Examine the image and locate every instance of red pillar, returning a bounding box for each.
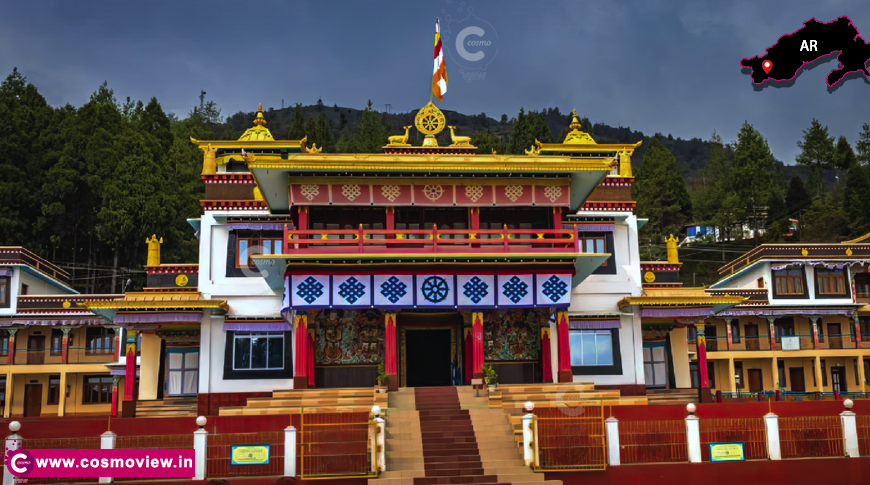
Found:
[110,376,119,417]
[470,207,480,249]
[307,328,315,388]
[384,312,398,391]
[122,330,137,417]
[725,320,733,351]
[812,317,820,349]
[696,323,713,403]
[298,206,308,249]
[294,314,308,389]
[472,312,484,388]
[61,328,70,365]
[855,316,862,348]
[464,327,472,385]
[556,311,572,383]
[113,328,121,362]
[541,327,552,383]
[552,207,563,230]
[386,207,395,236]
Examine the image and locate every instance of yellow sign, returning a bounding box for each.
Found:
[644,271,656,283]
[230,444,270,466]
[175,274,189,287]
[709,442,745,462]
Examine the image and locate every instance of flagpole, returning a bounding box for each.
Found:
[431,17,439,103]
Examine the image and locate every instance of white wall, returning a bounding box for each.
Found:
[0,267,75,316]
[715,261,855,306]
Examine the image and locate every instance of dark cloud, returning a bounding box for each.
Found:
[1,0,868,163]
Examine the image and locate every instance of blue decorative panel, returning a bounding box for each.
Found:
[457,275,495,307]
[374,275,414,307]
[290,275,330,307]
[332,275,372,307]
[536,274,572,307]
[416,274,455,307]
[497,275,534,307]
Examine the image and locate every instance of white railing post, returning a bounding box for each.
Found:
[522,402,535,467]
[841,399,860,458]
[3,422,22,485]
[376,416,386,472]
[193,416,208,480]
[99,431,117,483]
[764,412,781,460]
[605,417,620,466]
[284,426,297,477]
[685,404,701,463]
[369,405,381,475]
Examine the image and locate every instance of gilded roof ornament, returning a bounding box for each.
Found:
[562,109,597,145]
[238,104,274,142]
[415,101,446,147]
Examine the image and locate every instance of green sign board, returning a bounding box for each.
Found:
[709,442,745,462]
[230,443,271,466]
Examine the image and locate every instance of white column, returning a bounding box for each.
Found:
[549,319,558,384]
[685,404,701,463]
[376,416,386,472]
[284,426,296,477]
[193,417,208,481]
[841,400,860,457]
[3,422,22,485]
[605,417,620,466]
[522,413,534,467]
[198,314,211,395]
[764,412,781,460]
[99,431,117,484]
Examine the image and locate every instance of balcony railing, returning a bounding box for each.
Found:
[283,227,578,255]
[12,346,116,365]
[695,334,870,352]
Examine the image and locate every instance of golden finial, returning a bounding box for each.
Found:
[569,109,582,130]
[201,143,216,175]
[666,234,679,264]
[253,104,267,127]
[146,235,163,266]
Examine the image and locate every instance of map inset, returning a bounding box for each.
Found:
[741,16,870,87]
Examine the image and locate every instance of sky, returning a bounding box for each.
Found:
[1,0,869,164]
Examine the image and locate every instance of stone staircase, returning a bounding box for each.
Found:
[136,396,198,418]
[218,387,388,416]
[371,386,559,485]
[646,388,698,405]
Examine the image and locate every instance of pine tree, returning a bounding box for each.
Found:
[507,109,553,154]
[692,132,732,239]
[857,123,870,166]
[470,129,506,154]
[796,118,835,194]
[835,136,857,170]
[731,122,780,243]
[843,162,870,237]
[633,138,692,245]
[287,103,305,139]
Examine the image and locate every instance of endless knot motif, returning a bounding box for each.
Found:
[543,186,563,203]
[541,275,568,303]
[465,185,484,202]
[462,276,489,304]
[338,276,366,304]
[421,276,450,303]
[296,276,324,304]
[423,185,444,201]
[381,185,401,202]
[300,185,320,201]
[502,276,529,304]
[380,276,408,304]
[341,184,362,201]
[504,185,524,202]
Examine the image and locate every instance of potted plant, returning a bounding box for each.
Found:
[376,360,389,393]
[482,364,498,391]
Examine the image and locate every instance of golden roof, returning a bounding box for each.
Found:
[617,287,746,309]
[238,104,274,142]
[78,292,229,312]
[537,109,642,154]
[842,231,870,244]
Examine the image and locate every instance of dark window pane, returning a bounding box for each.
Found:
[251,337,268,369]
[268,337,283,368]
[234,337,251,369]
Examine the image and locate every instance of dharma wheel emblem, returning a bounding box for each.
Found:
[176,274,189,287]
[415,102,446,136]
[644,271,656,283]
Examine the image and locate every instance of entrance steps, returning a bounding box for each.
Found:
[135,396,198,418]
[371,386,560,485]
[218,387,387,416]
[646,388,698,405]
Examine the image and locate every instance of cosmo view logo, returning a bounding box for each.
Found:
[442,11,499,82]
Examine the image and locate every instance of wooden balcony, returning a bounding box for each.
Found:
[283,226,579,255]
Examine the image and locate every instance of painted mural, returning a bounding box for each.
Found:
[313,309,384,365]
[482,308,544,361]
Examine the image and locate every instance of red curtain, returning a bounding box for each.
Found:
[307,329,315,387]
[472,312,484,376]
[294,315,308,382]
[557,312,571,378]
[541,327,552,383]
[385,313,397,376]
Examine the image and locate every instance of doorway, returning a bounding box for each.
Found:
[27,335,46,365]
[643,342,668,388]
[745,325,759,350]
[405,329,452,387]
[831,366,847,392]
[165,348,199,396]
[23,384,42,417]
[789,368,806,392]
[827,323,842,349]
[748,369,763,392]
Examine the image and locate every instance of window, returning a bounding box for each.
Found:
[233,332,284,370]
[856,273,870,298]
[578,235,608,265]
[0,330,8,356]
[85,328,114,355]
[569,330,613,366]
[821,359,827,386]
[735,362,744,389]
[20,284,28,295]
[82,376,113,404]
[687,326,697,343]
[689,362,715,388]
[815,268,848,297]
[774,318,795,341]
[0,378,5,412]
[859,317,870,340]
[47,375,61,405]
[236,236,284,268]
[730,321,740,343]
[777,360,786,388]
[773,267,805,297]
[757,277,765,289]
[50,329,70,356]
[310,207,387,240]
[0,278,8,307]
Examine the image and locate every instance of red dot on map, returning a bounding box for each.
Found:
[762,60,772,74]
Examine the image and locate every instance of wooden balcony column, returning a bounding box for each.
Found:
[766,317,777,351]
[112,327,122,362]
[814,355,823,392]
[111,375,120,416]
[696,323,710,389]
[293,314,308,389]
[472,312,485,388]
[858,355,867,393]
[556,311,572,383]
[384,312,398,391]
[810,317,820,350]
[61,327,72,365]
[854,315,862,348]
[725,318,734,351]
[7,329,16,366]
[57,371,68,417]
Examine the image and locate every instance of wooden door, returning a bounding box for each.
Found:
[827,323,842,349]
[748,369,763,392]
[23,384,42,417]
[27,336,45,364]
[745,325,759,350]
[831,367,847,392]
[789,368,806,392]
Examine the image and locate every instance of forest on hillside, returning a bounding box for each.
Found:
[1,68,869,292]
